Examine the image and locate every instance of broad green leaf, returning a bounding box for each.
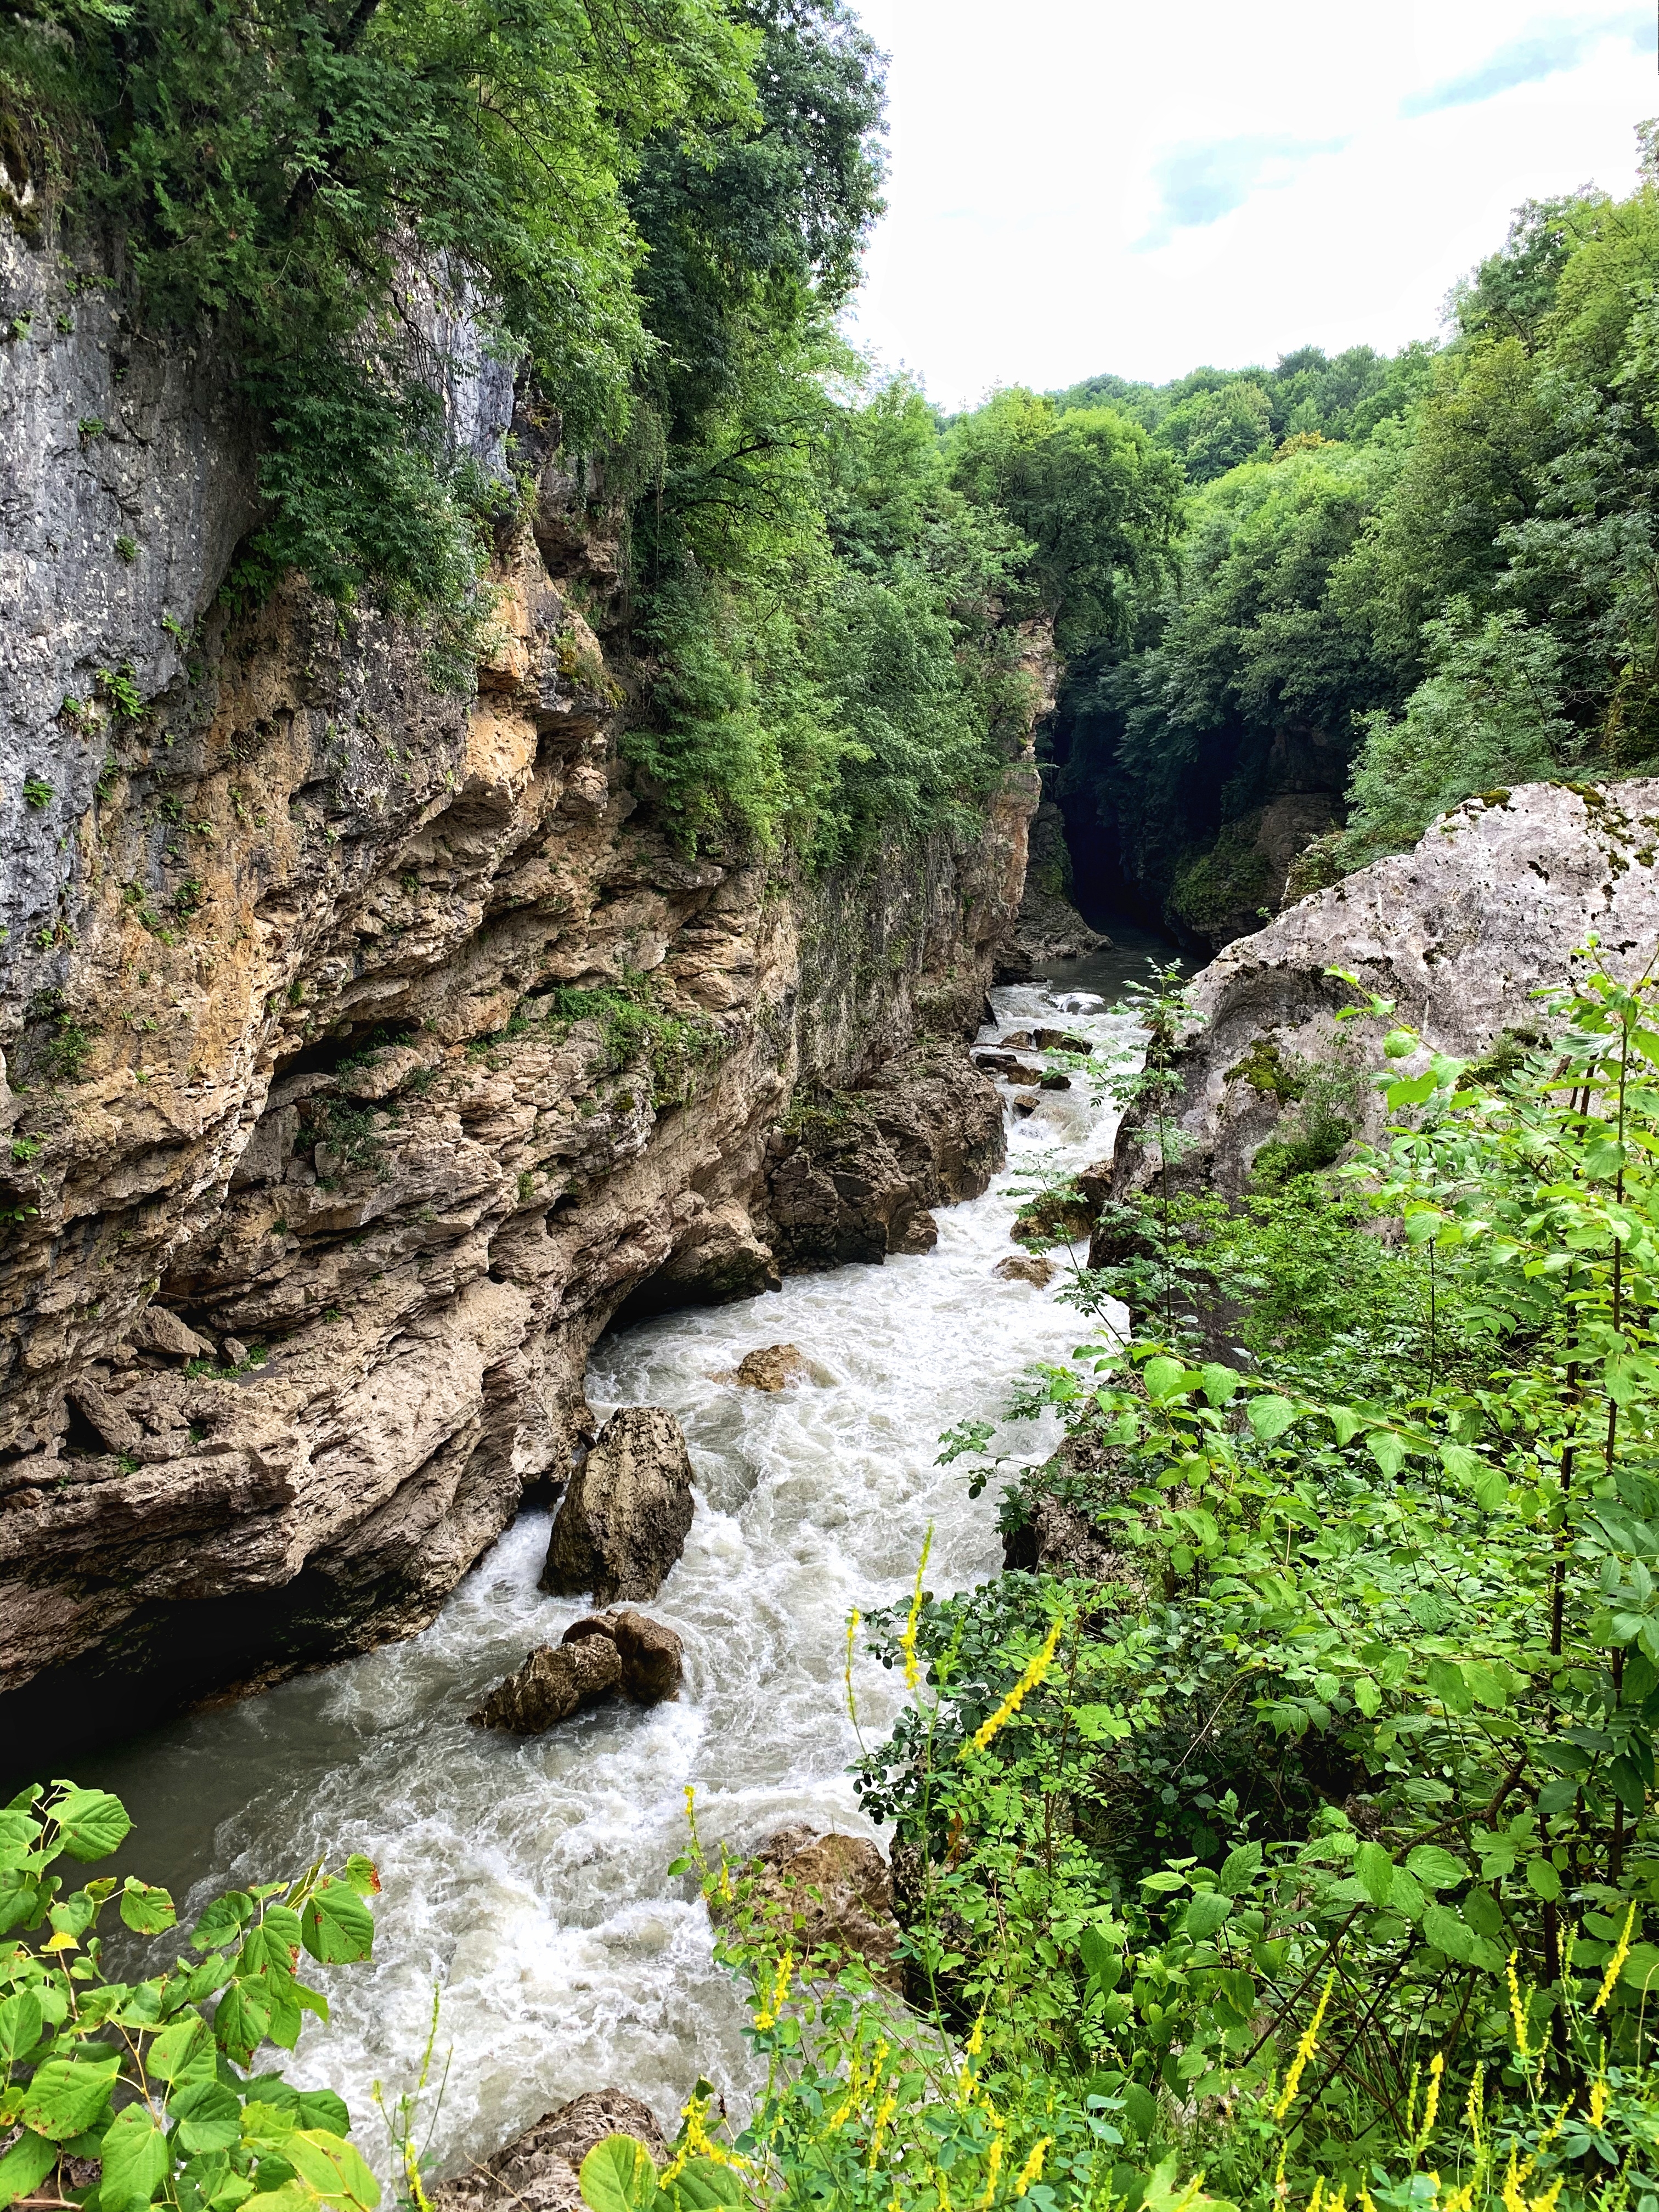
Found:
[19,2053,121,2140]
[662,2160,742,2212]
[579,2135,663,2212]
[1247,1395,1296,1441]
[1328,1407,1362,1448]
[1199,1364,1239,1406]
[1526,1858,1562,1903]
[0,2129,58,2210]
[282,2132,381,2211]
[1406,1845,1468,1889]
[299,1881,373,1966]
[193,1893,257,1953]
[1353,1677,1382,1717]
[51,1789,131,1864]
[1142,1358,1187,1404]
[1472,1464,1509,1511]
[121,1880,177,1936]
[1078,1927,1119,1985]
[1121,2084,1159,2141]
[1216,1841,1262,1896]
[1354,1842,1394,1905]
[215,1978,276,2063]
[1425,1659,1473,1716]
[100,2102,172,2212]
[1389,1866,1425,1920]
[1182,1891,1232,1938]
[170,2074,244,2155]
[247,2083,352,2140]
[1421,1904,1475,1965]
[1367,1430,1406,1479]
[149,2015,212,2082]
[1385,1071,1438,1108]
[341,1858,380,1901]
[0,1989,43,2063]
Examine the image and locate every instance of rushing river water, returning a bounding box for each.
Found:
[88,943,1169,2183]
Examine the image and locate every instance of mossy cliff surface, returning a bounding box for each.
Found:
[0,243,1040,1743]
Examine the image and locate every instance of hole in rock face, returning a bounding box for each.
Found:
[61,1398,114,1460]
[274,1017,420,1076]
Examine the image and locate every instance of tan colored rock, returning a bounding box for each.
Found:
[733,1344,807,1391]
[470,1635,623,1732]
[995,1255,1054,1288]
[563,1609,684,1703]
[540,1408,695,1607]
[131,1308,216,1362]
[431,2088,664,2212]
[731,1826,902,1991]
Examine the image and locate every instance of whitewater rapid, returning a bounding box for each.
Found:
[94,972,1144,2182]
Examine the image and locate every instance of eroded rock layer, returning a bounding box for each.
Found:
[0,246,1040,1746]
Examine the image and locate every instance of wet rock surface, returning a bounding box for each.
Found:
[430,2089,664,2212]
[995,800,1104,976]
[994,1254,1055,1287]
[540,1408,695,1608]
[470,1604,684,1730]
[1111,781,1659,1201]
[729,1344,808,1391]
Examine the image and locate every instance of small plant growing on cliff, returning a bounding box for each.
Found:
[98,665,144,719]
[115,533,138,564]
[0,1779,381,2212]
[77,415,103,443]
[22,776,52,809]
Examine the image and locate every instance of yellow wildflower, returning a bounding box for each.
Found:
[845,1607,861,1729]
[1505,1950,1531,2058]
[963,1615,1065,1757]
[1013,2139,1051,2197]
[1273,1971,1336,2123]
[902,1529,934,1695]
[1464,2061,1484,2153]
[1305,2179,1324,2212]
[1327,2187,1347,2212]
[965,2009,988,2057]
[936,2171,953,2212]
[1502,2149,1525,2212]
[1412,2051,1444,2157]
[754,1948,793,2032]
[978,2130,1005,2210]
[1593,1899,1638,2014]
[1357,2190,1378,2212]
[868,2084,898,2171]
[660,2091,746,2187]
[1273,2144,1289,2205]
[1589,2076,1610,2131]
[1527,2182,1565,2212]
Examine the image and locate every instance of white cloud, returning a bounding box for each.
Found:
[843,0,1657,405]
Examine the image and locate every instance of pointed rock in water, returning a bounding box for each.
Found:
[1032,1028,1092,1054]
[430,2088,665,2212]
[540,1406,694,1606]
[732,1342,808,1390]
[470,1635,623,1732]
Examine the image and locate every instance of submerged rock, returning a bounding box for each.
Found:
[1031,1028,1092,1054]
[732,1343,808,1390]
[541,1407,695,1607]
[471,1608,684,1731]
[431,2088,664,2212]
[726,1826,903,1991]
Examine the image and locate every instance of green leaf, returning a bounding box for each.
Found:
[1143,1358,1188,1404]
[1406,1845,1468,1889]
[245,2082,351,2138]
[298,1881,373,1966]
[1353,1677,1382,1717]
[1367,1430,1406,1478]
[342,1859,380,1901]
[19,2053,121,2140]
[214,1977,275,2064]
[1526,1858,1562,1902]
[242,2130,380,2212]
[0,1989,43,2064]
[1121,2084,1159,2141]
[1385,1071,1438,1108]
[149,2015,212,2083]
[1247,1395,1296,1441]
[1182,1890,1233,1937]
[1216,1841,1262,1896]
[121,1879,177,1936]
[170,2074,244,2155]
[0,2129,58,2210]
[1472,1464,1509,1511]
[194,1893,257,1952]
[1389,1866,1425,1921]
[1421,1903,1475,1965]
[1425,1659,1473,1716]
[1354,1841,1394,1905]
[100,2102,172,2212]
[662,2161,742,2212]
[579,2135,663,2212]
[50,1788,132,1864]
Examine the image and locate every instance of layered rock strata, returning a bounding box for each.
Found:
[0,241,1041,1751]
[540,1408,695,1608]
[431,2089,664,2212]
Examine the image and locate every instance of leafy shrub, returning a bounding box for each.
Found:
[0,1779,379,2212]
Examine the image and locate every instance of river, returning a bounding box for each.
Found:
[87,939,1169,2183]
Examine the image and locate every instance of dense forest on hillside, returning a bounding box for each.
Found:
[1025,140,1659,940]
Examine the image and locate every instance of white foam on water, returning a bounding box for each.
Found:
[93,984,1138,2181]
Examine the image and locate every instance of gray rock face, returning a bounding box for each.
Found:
[540,1408,695,1607]
[995,800,1104,977]
[430,2088,664,2212]
[1111,780,1659,1199]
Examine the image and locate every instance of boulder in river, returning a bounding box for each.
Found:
[1032,1028,1092,1054]
[430,2088,664,2212]
[723,1825,902,1991]
[541,1407,695,1606]
[471,1610,684,1731]
[995,1254,1055,1288]
[732,1343,808,1390]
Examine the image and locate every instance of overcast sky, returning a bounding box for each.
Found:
[843,0,1659,405]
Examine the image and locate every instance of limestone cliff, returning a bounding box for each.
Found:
[0,242,1040,1747]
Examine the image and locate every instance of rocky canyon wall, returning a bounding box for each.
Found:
[0,236,1040,1751]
